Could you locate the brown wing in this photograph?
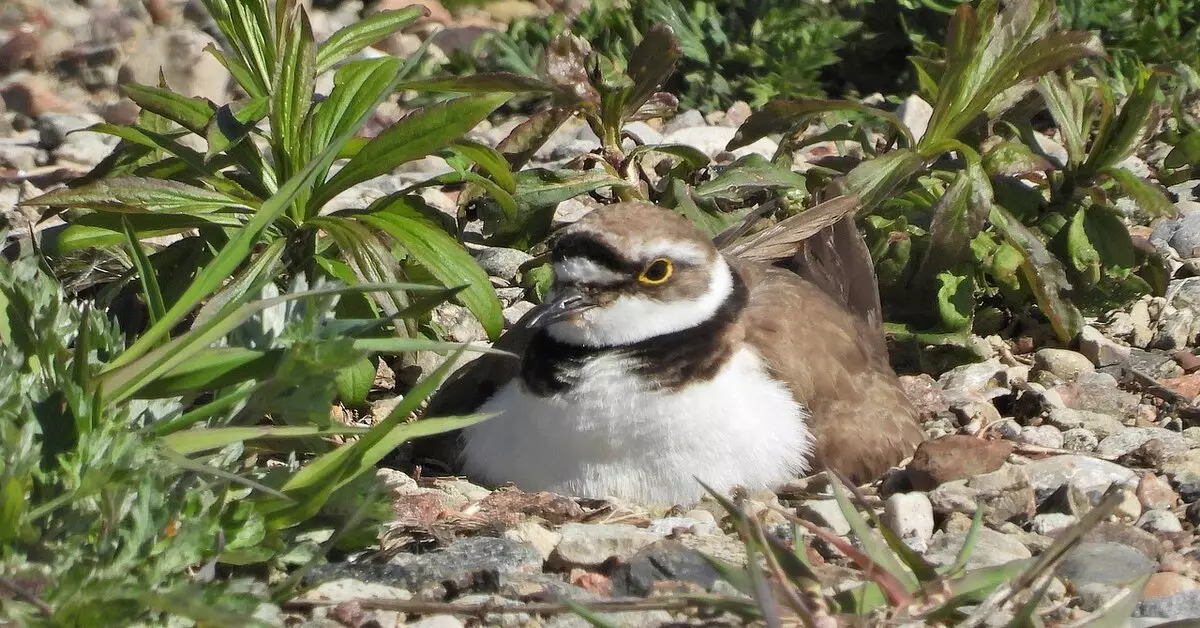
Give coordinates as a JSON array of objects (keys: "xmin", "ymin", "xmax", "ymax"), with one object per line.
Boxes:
[{"xmin": 729, "ymin": 257, "xmax": 923, "ymax": 485}]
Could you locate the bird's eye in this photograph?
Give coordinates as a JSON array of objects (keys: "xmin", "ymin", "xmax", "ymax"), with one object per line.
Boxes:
[{"xmin": 638, "ymin": 258, "xmax": 673, "ymax": 284}]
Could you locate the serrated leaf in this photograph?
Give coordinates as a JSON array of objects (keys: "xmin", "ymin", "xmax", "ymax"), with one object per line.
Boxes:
[
  {"xmin": 991, "ymin": 204, "xmax": 1084, "ymax": 342},
  {"xmin": 844, "ymin": 149, "xmax": 928, "ymax": 214},
  {"xmin": 271, "ymin": 4, "xmax": 317, "ymax": 183},
  {"xmin": 357, "ymin": 197, "xmax": 504, "ymax": 340},
  {"xmin": 23, "ymin": 177, "xmax": 254, "ymax": 213},
  {"xmin": 693, "ymin": 154, "xmax": 809, "ymax": 200},
  {"xmin": 313, "ymin": 92, "xmax": 512, "ymax": 208},
  {"xmin": 495, "ymin": 106, "xmax": 573, "ymax": 171},
  {"xmin": 729, "ymin": 98, "xmax": 913, "ymax": 151},
  {"xmin": 444, "ymin": 139, "xmax": 516, "ymax": 193},
  {"xmin": 1085, "ymin": 68, "xmax": 1160, "ymax": 174},
  {"xmin": 315, "ymin": 7, "xmax": 426, "ymax": 74}
]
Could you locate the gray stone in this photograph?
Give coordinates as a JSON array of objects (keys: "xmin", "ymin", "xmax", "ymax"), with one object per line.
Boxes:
[
  {"xmin": 1079, "ymin": 325, "xmax": 1132, "ymax": 367},
  {"xmin": 0, "ymin": 139, "xmax": 45, "ymax": 171},
  {"xmin": 121, "ymin": 28, "xmax": 231, "ymax": 104},
  {"xmin": 1033, "ymin": 348, "xmax": 1096, "ymax": 381},
  {"xmin": 1029, "ymin": 513, "xmax": 1077, "ymax": 536},
  {"xmin": 1168, "ymin": 212, "xmax": 1200, "ymax": 258},
  {"xmin": 1044, "ymin": 408, "xmax": 1127, "ymax": 439},
  {"xmin": 550, "ymin": 137, "xmax": 602, "ymax": 161},
  {"xmin": 1153, "ymin": 307, "xmax": 1196, "ymax": 350},
  {"xmin": 610, "ymin": 540, "xmax": 725, "ymax": 596},
  {"xmin": 1137, "ymin": 509, "xmax": 1184, "ymax": 533},
  {"xmin": 1022, "ymin": 455, "xmax": 1138, "ymax": 504},
  {"xmin": 1053, "ymin": 379, "xmax": 1141, "ymax": 419},
  {"xmin": 796, "ymin": 498, "xmax": 851, "ymax": 536},
  {"xmin": 929, "ymin": 465, "xmax": 1035, "ymax": 525},
  {"xmin": 1095, "ymin": 427, "xmax": 1189, "ymax": 459},
  {"xmin": 552, "ymin": 198, "xmax": 593, "ymax": 227},
  {"xmin": 648, "ymin": 516, "xmax": 718, "ymax": 536},
  {"xmin": 1019, "ymin": 425, "xmax": 1064, "ymax": 449},
  {"xmin": 1136, "ymin": 591, "xmax": 1200, "ymax": 620},
  {"xmin": 882, "ymin": 492, "xmax": 935, "ymax": 542},
  {"xmin": 664, "ymin": 109, "xmax": 706, "ymax": 134},
  {"xmin": 622, "ymin": 121, "xmax": 663, "ymax": 145},
  {"xmin": 896, "ymin": 94, "xmax": 934, "ymax": 143},
  {"xmin": 35, "ymin": 113, "xmax": 119, "ymax": 166},
  {"xmin": 937, "ymin": 360, "xmax": 1009, "ymax": 396},
  {"xmin": 1057, "ymin": 541, "xmax": 1157, "ymax": 587},
  {"xmin": 503, "ymin": 301, "xmax": 535, "ymax": 327},
  {"xmin": 474, "ymin": 247, "xmax": 533, "ymax": 281},
  {"xmin": 1169, "ymin": 179, "xmax": 1200, "ymax": 203},
  {"xmin": 547, "ymin": 611, "xmax": 676, "ymax": 628},
  {"xmin": 408, "ymin": 616, "xmax": 465, "ymax": 628},
  {"xmin": 1062, "ymin": 428, "xmax": 1100, "ymax": 452},
  {"xmin": 1033, "ymin": 133, "xmax": 1069, "ymax": 167},
  {"xmin": 923, "ymin": 528, "xmax": 1031, "ymax": 570},
  {"xmin": 432, "ymin": 302, "xmax": 488, "ymax": 343},
  {"xmin": 662, "ymin": 125, "xmax": 777, "ymax": 159},
  {"xmin": 553, "ymin": 524, "xmax": 664, "ymax": 567}
]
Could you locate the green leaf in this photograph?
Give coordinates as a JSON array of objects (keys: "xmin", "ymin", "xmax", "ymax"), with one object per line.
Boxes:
[
  {"xmin": 935, "ymin": 269, "xmax": 976, "ymax": 332},
  {"xmin": 23, "ymin": 176, "xmax": 254, "ymax": 213},
  {"xmin": 665, "ymin": 179, "xmax": 744, "ymax": 237},
  {"xmin": 135, "ymin": 347, "xmax": 285, "ymax": 398},
  {"xmin": 121, "ymin": 83, "xmax": 216, "ymax": 134},
  {"xmin": 315, "ymin": 7, "xmax": 426, "ymax": 74},
  {"xmin": 844, "ymin": 149, "xmax": 927, "ymax": 214},
  {"xmin": 334, "ymin": 356, "xmax": 375, "ymax": 406},
  {"xmin": 1103, "ymin": 167, "xmax": 1177, "ymax": 218},
  {"xmin": 271, "ymin": 4, "xmax": 318, "ymax": 184},
  {"xmin": 495, "ymin": 107, "xmax": 574, "ymax": 171},
  {"xmin": 206, "ymin": 97, "xmax": 268, "ymax": 161},
  {"xmin": 162, "ymin": 425, "xmax": 367, "ymax": 456},
  {"xmin": 983, "ymin": 140, "xmax": 1054, "ymax": 176},
  {"xmin": 1165, "ymin": 132, "xmax": 1200, "ymax": 170},
  {"xmin": 103, "ymin": 46, "xmax": 411, "ymax": 372},
  {"xmin": 1085, "ymin": 68, "xmax": 1161, "ymax": 174},
  {"xmin": 313, "ymin": 92, "xmax": 513, "ymax": 208},
  {"xmin": 309, "ymin": 57, "xmax": 405, "ymax": 165},
  {"xmin": 991, "ymin": 203, "xmax": 1085, "ymax": 347},
  {"xmin": 917, "ymin": 160, "xmax": 993, "ymax": 287},
  {"xmin": 1037, "ymin": 72, "xmax": 1089, "ymax": 166},
  {"xmin": 729, "ymin": 98, "xmax": 914, "ymax": 151},
  {"xmin": 357, "ymin": 197, "xmax": 504, "ymax": 340},
  {"xmin": 622, "ymin": 23, "xmax": 682, "ymax": 118},
  {"xmin": 445, "ymin": 139, "xmax": 517, "ymax": 193},
  {"xmin": 44, "ymin": 214, "xmax": 240, "ymax": 254},
  {"xmin": 481, "ymin": 168, "xmax": 628, "ymax": 249},
  {"xmin": 121, "ymin": 216, "xmax": 167, "ymax": 328},
  {"xmin": 261, "ymin": 347, "xmax": 492, "ymax": 529},
  {"xmin": 829, "ymin": 474, "xmax": 920, "ymax": 592},
  {"xmin": 625, "ymin": 143, "xmax": 710, "ymax": 171},
  {"xmin": 692, "ymin": 154, "xmax": 808, "ymax": 201}
]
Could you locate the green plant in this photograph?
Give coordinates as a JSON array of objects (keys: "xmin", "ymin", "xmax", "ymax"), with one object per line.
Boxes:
[
  {"xmin": 23, "ymin": 0, "xmax": 516, "ymax": 359},
  {"xmin": 445, "ymin": 0, "xmax": 873, "ymax": 112},
  {"xmin": 725, "ymin": 0, "xmax": 1176, "ymax": 360}
]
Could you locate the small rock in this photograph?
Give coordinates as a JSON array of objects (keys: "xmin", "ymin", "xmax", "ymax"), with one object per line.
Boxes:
[
  {"xmin": 882, "ymin": 492, "xmax": 935, "ymax": 543},
  {"xmin": 648, "ymin": 516, "xmax": 718, "ymax": 537},
  {"xmin": 121, "ymin": 28, "xmax": 231, "ymax": 103},
  {"xmin": 723, "ymin": 101, "xmax": 752, "ymax": 127},
  {"xmin": 937, "ymin": 360, "xmax": 1008, "ymax": 396},
  {"xmin": 1029, "ymin": 513, "xmax": 1077, "ymax": 536},
  {"xmin": 35, "ymin": 112, "xmax": 118, "ymax": 166},
  {"xmin": 923, "ymin": 528, "xmax": 1031, "ymax": 570},
  {"xmin": 1114, "ymin": 486, "xmax": 1144, "ymax": 522},
  {"xmin": 1153, "ymin": 307, "xmax": 1196, "ymax": 350},
  {"xmin": 906, "ymin": 435, "xmax": 1014, "ymax": 490},
  {"xmin": 1033, "ymin": 132, "xmax": 1069, "ymax": 167},
  {"xmin": 1022, "ymin": 455, "xmax": 1138, "ymax": 505},
  {"xmin": 1062, "ymin": 428, "xmax": 1100, "ymax": 452},
  {"xmin": 503, "ymin": 301, "xmax": 535, "ymax": 327},
  {"xmin": 553, "ymin": 524, "xmax": 664, "ymax": 568},
  {"xmin": 1137, "ymin": 509, "xmax": 1184, "ymax": 534},
  {"xmin": 1019, "ymin": 425, "xmax": 1065, "ymax": 449},
  {"xmin": 1135, "ymin": 591, "xmax": 1200, "ymax": 620},
  {"xmin": 622, "ymin": 121, "xmax": 663, "ymax": 145},
  {"xmin": 609, "ymin": 540, "xmax": 726, "ymax": 597},
  {"xmin": 1044, "ymin": 408, "xmax": 1127, "ymax": 439},
  {"xmin": 1057, "ymin": 541, "xmax": 1158, "ymax": 587},
  {"xmin": 1053, "ymin": 379, "xmax": 1141, "ymax": 419},
  {"xmin": 929, "ymin": 464, "xmax": 1036, "ymax": 525},
  {"xmin": 796, "ymin": 498, "xmax": 851, "ymax": 536},
  {"xmin": 1079, "ymin": 325, "xmax": 1132, "ymax": 367},
  {"xmin": 503, "ymin": 521, "xmax": 562, "ymax": 561},
  {"xmin": 1142, "ymin": 572, "xmax": 1200, "ymax": 600},
  {"xmin": 1033, "ymin": 348, "xmax": 1096, "ymax": 381},
  {"xmin": 552, "ymin": 198, "xmax": 593, "ymax": 227},
  {"xmin": 896, "ymin": 94, "xmax": 934, "ymax": 143},
  {"xmin": 1137, "ymin": 474, "xmax": 1179, "ymax": 510},
  {"xmin": 662, "ymin": 125, "xmax": 777, "ymax": 160},
  {"xmin": 1096, "ymin": 427, "xmax": 1189, "ymax": 459},
  {"xmin": 367, "ymin": 537, "xmax": 542, "ymax": 594},
  {"xmin": 408, "ymin": 616, "xmax": 465, "ymax": 628}
]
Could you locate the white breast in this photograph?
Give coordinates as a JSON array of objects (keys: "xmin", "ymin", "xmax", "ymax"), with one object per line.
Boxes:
[{"xmin": 458, "ymin": 347, "xmax": 812, "ymax": 505}]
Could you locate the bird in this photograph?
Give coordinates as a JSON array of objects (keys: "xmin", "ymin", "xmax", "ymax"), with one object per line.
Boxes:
[{"xmin": 411, "ymin": 199, "xmax": 924, "ymax": 506}]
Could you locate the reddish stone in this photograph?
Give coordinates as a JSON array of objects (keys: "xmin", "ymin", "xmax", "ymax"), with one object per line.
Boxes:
[
  {"xmin": 569, "ymin": 569, "xmax": 612, "ymax": 596},
  {"xmin": 1136, "ymin": 473, "xmax": 1179, "ymax": 511},
  {"xmin": 475, "ymin": 488, "xmax": 585, "ymax": 526},
  {"xmin": 390, "ymin": 491, "xmax": 444, "ymax": 526},
  {"xmin": 906, "ymin": 435, "xmax": 1013, "ymax": 491},
  {"xmin": 1143, "ymin": 572, "xmax": 1200, "ymax": 600},
  {"xmin": 1160, "ymin": 373, "xmax": 1200, "ymax": 402}
]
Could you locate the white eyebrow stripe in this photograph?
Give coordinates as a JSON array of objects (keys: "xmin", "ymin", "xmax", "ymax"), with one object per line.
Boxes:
[
  {"xmin": 554, "ymin": 257, "xmax": 627, "ymax": 284},
  {"xmin": 629, "ymin": 240, "xmax": 710, "ymax": 265}
]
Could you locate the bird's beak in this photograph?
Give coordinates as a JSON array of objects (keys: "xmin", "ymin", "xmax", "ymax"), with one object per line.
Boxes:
[{"xmin": 525, "ymin": 285, "xmax": 594, "ymax": 329}]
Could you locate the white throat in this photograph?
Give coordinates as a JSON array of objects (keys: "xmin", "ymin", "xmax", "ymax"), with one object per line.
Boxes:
[{"xmin": 546, "ymin": 255, "xmax": 735, "ymax": 347}]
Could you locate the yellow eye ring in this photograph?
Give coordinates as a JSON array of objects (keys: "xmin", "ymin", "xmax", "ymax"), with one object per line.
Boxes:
[{"xmin": 638, "ymin": 258, "xmax": 673, "ymax": 284}]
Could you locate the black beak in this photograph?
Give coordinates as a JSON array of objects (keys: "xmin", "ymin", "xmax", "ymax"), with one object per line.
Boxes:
[{"xmin": 524, "ymin": 286, "xmax": 594, "ymax": 329}]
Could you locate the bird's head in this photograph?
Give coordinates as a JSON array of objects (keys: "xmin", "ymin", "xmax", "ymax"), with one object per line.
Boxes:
[{"xmin": 525, "ymin": 202, "xmax": 735, "ymax": 347}]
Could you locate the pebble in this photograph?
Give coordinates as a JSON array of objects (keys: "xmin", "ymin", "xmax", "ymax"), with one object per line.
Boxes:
[
  {"xmin": 1142, "ymin": 572, "xmax": 1200, "ymax": 600},
  {"xmin": 1135, "ymin": 591, "xmax": 1200, "ymax": 620},
  {"xmin": 1022, "ymin": 455, "xmax": 1138, "ymax": 504},
  {"xmin": 1095, "ymin": 427, "xmax": 1190, "ymax": 459},
  {"xmin": 1033, "ymin": 348, "xmax": 1095, "ymax": 381},
  {"xmin": 1019, "ymin": 425, "xmax": 1064, "ymax": 449},
  {"xmin": 906, "ymin": 435, "xmax": 1013, "ymax": 490},
  {"xmin": 1137, "ymin": 509, "xmax": 1184, "ymax": 533},
  {"xmin": 662, "ymin": 125, "xmax": 777, "ymax": 160},
  {"xmin": 648, "ymin": 515, "xmax": 719, "ymax": 536},
  {"xmin": 882, "ymin": 492, "xmax": 935, "ymax": 542},
  {"xmin": 663, "ymin": 109, "xmax": 706, "ymax": 134},
  {"xmin": 408, "ymin": 616, "xmax": 465, "ymax": 628},
  {"xmin": 1079, "ymin": 325, "xmax": 1132, "ymax": 367},
  {"xmin": 937, "ymin": 360, "xmax": 1009, "ymax": 396},
  {"xmin": 1058, "ymin": 541, "xmax": 1158, "ymax": 587},
  {"xmin": 609, "ymin": 540, "xmax": 724, "ymax": 596},
  {"xmin": 35, "ymin": 112, "xmax": 118, "ymax": 166},
  {"xmin": 896, "ymin": 94, "xmax": 933, "ymax": 143},
  {"xmin": 1044, "ymin": 408, "xmax": 1127, "ymax": 439},
  {"xmin": 503, "ymin": 521, "xmax": 562, "ymax": 561},
  {"xmin": 929, "ymin": 464, "xmax": 1036, "ymax": 525},
  {"xmin": 1029, "ymin": 513, "xmax": 1077, "ymax": 536},
  {"xmin": 1062, "ymin": 428, "xmax": 1099, "ymax": 452},
  {"xmin": 552, "ymin": 198, "xmax": 593, "ymax": 227},
  {"xmin": 503, "ymin": 301, "xmax": 535, "ymax": 327},
  {"xmin": 553, "ymin": 524, "xmax": 664, "ymax": 568},
  {"xmin": 1137, "ymin": 473, "xmax": 1179, "ymax": 510},
  {"xmin": 923, "ymin": 528, "xmax": 1031, "ymax": 570},
  {"xmin": 1053, "ymin": 378, "xmax": 1141, "ymax": 419}
]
